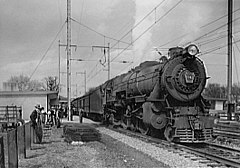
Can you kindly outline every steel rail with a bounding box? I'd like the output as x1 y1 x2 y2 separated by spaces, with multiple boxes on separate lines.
107 126 240 168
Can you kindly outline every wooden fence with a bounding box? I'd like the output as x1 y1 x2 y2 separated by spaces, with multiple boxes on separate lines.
0 122 33 168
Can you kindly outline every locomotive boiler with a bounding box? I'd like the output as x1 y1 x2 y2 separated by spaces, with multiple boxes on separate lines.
72 44 214 143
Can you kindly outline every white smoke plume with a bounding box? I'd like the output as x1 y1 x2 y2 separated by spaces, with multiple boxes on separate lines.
132 0 164 64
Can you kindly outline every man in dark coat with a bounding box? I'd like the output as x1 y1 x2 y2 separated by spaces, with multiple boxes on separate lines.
30 104 39 129
30 104 43 143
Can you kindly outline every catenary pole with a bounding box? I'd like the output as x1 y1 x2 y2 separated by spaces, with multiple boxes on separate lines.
67 0 72 121
58 40 61 94
84 70 87 94
108 43 110 80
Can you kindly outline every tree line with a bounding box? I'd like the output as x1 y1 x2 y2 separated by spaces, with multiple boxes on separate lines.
203 83 240 104
5 75 59 91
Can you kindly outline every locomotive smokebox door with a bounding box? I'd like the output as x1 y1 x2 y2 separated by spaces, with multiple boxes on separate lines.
184 71 195 84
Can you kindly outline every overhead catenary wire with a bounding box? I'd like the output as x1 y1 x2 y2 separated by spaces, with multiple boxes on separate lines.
110 0 167 50
186 16 240 45
29 21 66 80
19 21 66 106
158 7 240 48
198 35 227 46
71 17 131 46
199 38 240 57
197 30 240 45
197 30 240 47
86 0 184 82
111 0 183 63
86 0 168 82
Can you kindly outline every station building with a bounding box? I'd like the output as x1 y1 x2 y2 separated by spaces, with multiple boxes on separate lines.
206 97 227 111
0 91 58 120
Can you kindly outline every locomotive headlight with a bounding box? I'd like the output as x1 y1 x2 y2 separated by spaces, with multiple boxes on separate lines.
187 44 199 56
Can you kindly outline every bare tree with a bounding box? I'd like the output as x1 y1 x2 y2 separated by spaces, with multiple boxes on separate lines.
204 83 240 103
204 83 224 98
7 75 45 91
44 76 59 91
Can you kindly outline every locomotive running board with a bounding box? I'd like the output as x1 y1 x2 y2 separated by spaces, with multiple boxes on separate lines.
126 95 165 103
127 95 146 103
146 98 166 102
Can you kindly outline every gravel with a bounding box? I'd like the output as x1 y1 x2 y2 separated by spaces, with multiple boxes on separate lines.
97 127 210 168
18 123 210 168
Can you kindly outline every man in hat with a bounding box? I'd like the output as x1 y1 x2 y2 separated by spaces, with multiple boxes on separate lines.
30 104 43 143
30 104 40 129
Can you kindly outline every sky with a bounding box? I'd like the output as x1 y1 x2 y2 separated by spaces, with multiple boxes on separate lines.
0 0 240 97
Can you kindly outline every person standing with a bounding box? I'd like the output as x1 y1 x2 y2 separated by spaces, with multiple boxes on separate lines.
47 108 52 125
30 105 39 129
40 107 46 124
30 104 42 143
79 108 83 123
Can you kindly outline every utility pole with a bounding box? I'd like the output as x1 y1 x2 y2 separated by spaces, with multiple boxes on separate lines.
67 0 72 121
107 43 110 80
84 70 86 93
227 0 233 120
92 43 111 80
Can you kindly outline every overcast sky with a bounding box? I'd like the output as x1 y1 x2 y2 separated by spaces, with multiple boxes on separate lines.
0 0 240 97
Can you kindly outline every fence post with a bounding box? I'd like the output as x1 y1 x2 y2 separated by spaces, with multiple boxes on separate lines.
23 124 26 158
15 128 18 167
30 124 32 150
0 136 5 168
8 130 18 168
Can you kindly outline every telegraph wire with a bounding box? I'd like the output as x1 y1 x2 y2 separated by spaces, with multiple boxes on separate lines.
187 17 240 45
201 7 240 29
113 0 184 75
19 21 66 106
111 0 183 63
87 0 183 82
71 17 131 45
29 21 66 79
197 30 240 46
198 35 227 46
86 0 168 82
110 0 167 50
199 38 240 57
158 7 240 48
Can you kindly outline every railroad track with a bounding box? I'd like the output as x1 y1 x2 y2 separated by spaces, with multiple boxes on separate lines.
107 125 240 168
182 143 240 168
214 121 240 140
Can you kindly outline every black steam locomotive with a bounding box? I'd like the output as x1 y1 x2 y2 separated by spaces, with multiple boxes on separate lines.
72 44 214 143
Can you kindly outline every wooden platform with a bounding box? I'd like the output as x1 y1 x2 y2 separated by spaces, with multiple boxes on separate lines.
63 123 101 143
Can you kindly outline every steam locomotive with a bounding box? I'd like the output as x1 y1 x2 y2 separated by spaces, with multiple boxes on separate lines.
72 44 214 143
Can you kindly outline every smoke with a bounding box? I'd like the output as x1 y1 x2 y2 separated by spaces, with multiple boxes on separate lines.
132 0 163 64
132 0 215 60
179 5 210 45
